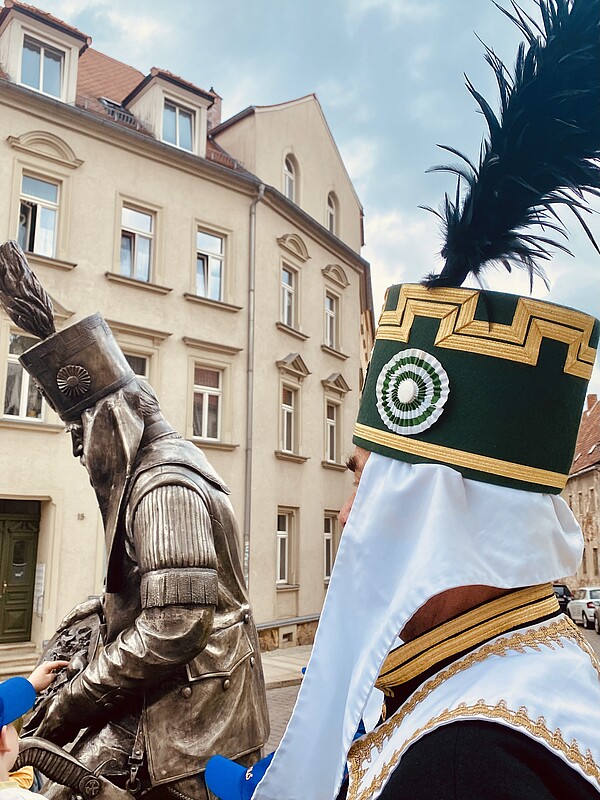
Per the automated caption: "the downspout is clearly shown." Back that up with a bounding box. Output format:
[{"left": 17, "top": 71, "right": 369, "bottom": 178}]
[{"left": 243, "top": 183, "right": 266, "bottom": 587}]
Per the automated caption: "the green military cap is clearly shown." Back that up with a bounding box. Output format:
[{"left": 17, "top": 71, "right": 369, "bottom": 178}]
[{"left": 354, "top": 284, "right": 599, "bottom": 494}]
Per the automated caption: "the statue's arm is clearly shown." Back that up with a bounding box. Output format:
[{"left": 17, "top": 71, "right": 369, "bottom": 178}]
[{"left": 36, "top": 484, "right": 218, "bottom": 744}]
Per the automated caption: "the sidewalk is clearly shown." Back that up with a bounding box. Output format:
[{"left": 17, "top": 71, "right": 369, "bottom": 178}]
[{"left": 261, "top": 644, "right": 312, "bottom": 688}]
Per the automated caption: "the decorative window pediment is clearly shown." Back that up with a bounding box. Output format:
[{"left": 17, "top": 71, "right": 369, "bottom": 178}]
[
  {"left": 277, "top": 233, "right": 310, "bottom": 263},
  {"left": 276, "top": 352, "right": 311, "bottom": 382},
  {"left": 8, "top": 131, "right": 83, "bottom": 169},
  {"left": 322, "top": 264, "right": 349, "bottom": 289},
  {"left": 322, "top": 372, "right": 350, "bottom": 395}
]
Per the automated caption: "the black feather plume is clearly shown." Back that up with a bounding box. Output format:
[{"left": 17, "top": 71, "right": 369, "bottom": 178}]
[
  {"left": 423, "top": 0, "right": 600, "bottom": 289},
  {"left": 0, "top": 241, "right": 56, "bottom": 338}
]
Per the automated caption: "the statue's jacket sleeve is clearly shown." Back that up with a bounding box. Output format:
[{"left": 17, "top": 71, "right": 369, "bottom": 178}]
[{"left": 78, "top": 439, "right": 269, "bottom": 785}]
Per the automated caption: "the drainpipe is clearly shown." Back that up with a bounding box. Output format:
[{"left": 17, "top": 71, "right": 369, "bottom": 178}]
[{"left": 243, "top": 183, "right": 266, "bottom": 587}]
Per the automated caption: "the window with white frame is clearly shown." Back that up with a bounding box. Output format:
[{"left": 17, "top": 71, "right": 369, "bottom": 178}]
[
  {"left": 120, "top": 206, "right": 154, "bottom": 282},
  {"left": 192, "top": 366, "right": 221, "bottom": 439},
  {"left": 21, "top": 35, "right": 63, "bottom": 98},
  {"left": 196, "top": 230, "right": 224, "bottom": 301},
  {"left": 281, "top": 266, "right": 296, "bottom": 328},
  {"left": 326, "top": 193, "right": 337, "bottom": 235},
  {"left": 324, "top": 514, "right": 338, "bottom": 580},
  {"left": 281, "top": 385, "right": 297, "bottom": 453},
  {"left": 123, "top": 353, "right": 148, "bottom": 381},
  {"left": 325, "top": 402, "right": 339, "bottom": 463},
  {"left": 277, "top": 510, "right": 293, "bottom": 584},
  {"left": 283, "top": 156, "right": 296, "bottom": 202},
  {"left": 19, "top": 175, "right": 59, "bottom": 258},
  {"left": 162, "top": 100, "right": 194, "bottom": 151},
  {"left": 3, "top": 333, "right": 44, "bottom": 420},
  {"left": 324, "top": 291, "right": 338, "bottom": 349}
]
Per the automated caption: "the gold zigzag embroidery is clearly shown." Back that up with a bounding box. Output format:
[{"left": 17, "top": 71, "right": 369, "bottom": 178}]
[
  {"left": 347, "top": 618, "right": 600, "bottom": 800},
  {"left": 377, "top": 286, "right": 596, "bottom": 379}
]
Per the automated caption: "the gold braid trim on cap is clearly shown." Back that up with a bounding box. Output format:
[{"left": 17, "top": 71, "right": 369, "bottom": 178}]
[
  {"left": 376, "top": 584, "right": 558, "bottom": 692},
  {"left": 377, "top": 286, "right": 596, "bottom": 379},
  {"left": 353, "top": 422, "right": 567, "bottom": 488},
  {"left": 347, "top": 618, "right": 600, "bottom": 800}
]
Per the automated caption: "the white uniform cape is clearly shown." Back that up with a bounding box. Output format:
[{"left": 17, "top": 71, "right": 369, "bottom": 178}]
[
  {"left": 347, "top": 616, "right": 600, "bottom": 799},
  {"left": 253, "top": 455, "right": 587, "bottom": 800}
]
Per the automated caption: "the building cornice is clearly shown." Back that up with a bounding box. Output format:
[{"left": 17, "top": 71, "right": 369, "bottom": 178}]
[{"left": 567, "top": 464, "right": 600, "bottom": 481}]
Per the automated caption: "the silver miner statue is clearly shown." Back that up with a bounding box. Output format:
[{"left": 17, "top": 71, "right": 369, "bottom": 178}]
[{"left": 0, "top": 241, "right": 269, "bottom": 799}]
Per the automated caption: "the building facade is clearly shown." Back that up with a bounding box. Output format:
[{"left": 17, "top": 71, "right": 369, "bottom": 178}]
[
  {"left": 563, "top": 394, "right": 600, "bottom": 588},
  {"left": 0, "top": 1, "right": 374, "bottom": 660}
]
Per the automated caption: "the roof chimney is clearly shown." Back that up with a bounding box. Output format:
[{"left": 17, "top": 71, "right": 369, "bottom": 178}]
[
  {"left": 587, "top": 394, "right": 598, "bottom": 412},
  {"left": 207, "top": 88, "right": 222, "bottom": 130}
]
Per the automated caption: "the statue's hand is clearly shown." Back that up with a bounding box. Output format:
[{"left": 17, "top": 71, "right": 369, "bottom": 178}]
[
  {"left": 33, "top": 684, "right": 82, "bottom": 747},
  {"left": 57, "top": 596, "right": 104, "bottom": 632}
]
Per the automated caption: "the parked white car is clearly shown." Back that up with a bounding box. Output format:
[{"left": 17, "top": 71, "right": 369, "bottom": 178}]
[{"left": 567, "top": 587, "right": 600, "bottom": 629}]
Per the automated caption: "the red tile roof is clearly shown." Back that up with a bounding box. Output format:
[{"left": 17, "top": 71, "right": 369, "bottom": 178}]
[
  {"left": 149, "top": 67, "right": 214, "bottom": 101},
  {"left": 571, "top": 395, "right": 600, "bottom": 474},
  {"left": 78, "top": 48, "right": 144, "bottom": 105},
  {"left": 1, "top": 1, "right": 90, "bottom": 44}
]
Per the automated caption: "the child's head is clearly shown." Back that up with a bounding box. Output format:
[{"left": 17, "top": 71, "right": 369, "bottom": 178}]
[{"left": 0, "top": 677, "right": 36, "bottom": 774}]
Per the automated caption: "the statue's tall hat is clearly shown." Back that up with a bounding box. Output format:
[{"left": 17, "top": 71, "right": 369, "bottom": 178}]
[{"left": 0, "top": 241, "right": 134, "bottom": 421}]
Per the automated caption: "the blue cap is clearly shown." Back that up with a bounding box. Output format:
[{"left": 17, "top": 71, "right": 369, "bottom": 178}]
[
  {"left": 0, "top": 677, "right": 36, "bottom": 728},
  {"left": 205, "top": 752, "right": 274, "bottom": 800}
]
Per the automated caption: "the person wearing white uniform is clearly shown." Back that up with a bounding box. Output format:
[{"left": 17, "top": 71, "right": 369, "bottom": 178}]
[{"left": 206, "top": 0, "right": 600, "bottom": 797}]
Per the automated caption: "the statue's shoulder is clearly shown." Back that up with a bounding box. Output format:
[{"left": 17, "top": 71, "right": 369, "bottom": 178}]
[{"left": 130, "top": 436, "right": 230, "bottom": 499}]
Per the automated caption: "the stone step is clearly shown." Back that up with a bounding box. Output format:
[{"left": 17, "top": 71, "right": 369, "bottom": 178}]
[
  {"left": 0, "top": 643, "right": 39, "bottom": 679},
  {"left": 0, "top": 656, "right": 38, "bottom": 680}
]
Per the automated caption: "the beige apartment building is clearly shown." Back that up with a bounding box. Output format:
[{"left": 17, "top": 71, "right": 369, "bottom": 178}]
[
  {"left": 0, "top": 1, "right": 374, "bottom": 664},
  {"left": 563, "top": 394, "right": 600, "bottom": 587}
]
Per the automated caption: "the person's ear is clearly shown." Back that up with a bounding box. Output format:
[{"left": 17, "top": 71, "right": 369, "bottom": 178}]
[{"left": 0, "top": 725, "right": 9, "bottom": 752}]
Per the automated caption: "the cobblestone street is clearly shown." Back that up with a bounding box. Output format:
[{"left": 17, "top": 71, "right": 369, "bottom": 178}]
[
  {"left": 264, "top": 624, "right": 600, "bottom": 752},
  {"left": 582, "top": 626, "right": 600, "bottom": 657},
  {"left": 266, "top": 685, "right": 300, "bottom": 752}
]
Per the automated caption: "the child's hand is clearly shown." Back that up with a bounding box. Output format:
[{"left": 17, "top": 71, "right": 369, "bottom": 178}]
[{"left": 28, "top": 660, "right": 69, "bottom": 692}]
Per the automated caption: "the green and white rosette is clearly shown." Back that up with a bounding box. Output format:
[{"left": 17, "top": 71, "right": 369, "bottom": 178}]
[{"left": 375, "top": 348, "right": 449, "bottom": 435}]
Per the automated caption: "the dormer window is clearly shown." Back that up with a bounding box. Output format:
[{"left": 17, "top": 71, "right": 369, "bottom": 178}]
[
  {"left": 284, "top": 156, "right": 297, "bottom": 202},
  {"left": 21, "top": 35, "right": 63, "bottom": 98},
  {"left": 163, "top": 100, "right": 194, "bottom": 151}
]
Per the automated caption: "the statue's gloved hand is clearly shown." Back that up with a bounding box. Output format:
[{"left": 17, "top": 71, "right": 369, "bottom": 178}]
[
  {"left": 58, "top": 596, "right": 104, "bottom": 632},
  {"left": 33, "top": 676, "right": 96, "bottom": 747}
]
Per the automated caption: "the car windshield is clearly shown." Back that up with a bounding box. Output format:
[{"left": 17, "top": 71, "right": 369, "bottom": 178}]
[
  {"left": 554, "top": 586, "right": 566, "bottom": 596},
  {"left": 590, "top": 590, "right": 600, "bottom": 600}
]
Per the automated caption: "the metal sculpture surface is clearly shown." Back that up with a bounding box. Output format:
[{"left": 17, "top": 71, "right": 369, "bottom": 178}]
[{"left": 0, "top": 241, "right": 269, "bottom": 799}]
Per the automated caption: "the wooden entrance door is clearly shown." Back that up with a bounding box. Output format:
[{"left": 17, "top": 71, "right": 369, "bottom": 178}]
[{"left": 0, "top": 518, "right": 39, "bottom": 643}]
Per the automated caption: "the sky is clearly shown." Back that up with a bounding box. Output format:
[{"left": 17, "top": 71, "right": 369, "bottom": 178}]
[{"left": 46, "top": 0, "right": 600, "bottom": 392}]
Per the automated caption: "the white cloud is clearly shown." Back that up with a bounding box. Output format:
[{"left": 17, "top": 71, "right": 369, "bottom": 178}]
[
  {"left": 48, "top": 0, "right": 109, "bottom": 17},
  {"left": 346, "top": 0, "right": 439, "bottom": 30},
  {"left": 362, "top": 208, "right": 441, "bottom": 313},
  {"left": 337, "top": 136, "right": 380, "bottom": 198},
  {"left": 47, "top": 2, "right": 172, "bottom": 64}
]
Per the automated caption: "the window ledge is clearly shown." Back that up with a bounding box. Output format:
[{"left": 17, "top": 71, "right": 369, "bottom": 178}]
[
  {"left": 0, "top": 418, "right": 63, "bottom": 434},
  {"left": 24, "top": 252, "right": 77, "bottom": 271},
  {"left": 321, "top": 344, "right": 349, "bottom": 361},
  {"left": 184, "top": 293, "right": 242, "bottom": 313},
  {"left": 275, "top": 450, "right": 309, "bottom": 464},
  {"left": 321, "top": 460, "right": 347, "bottom": 472},
  {"left": 189, "top": 439, "right": 239, "bottom": 451},
  {"left": 276, "top": 584, "right": 300, "bottom": 593},
  {"left": 105, "top": 272, "right": 172, "bottom": 294},
  {"left": 276, "top": 322, "right": 309, "bottom": 342}
]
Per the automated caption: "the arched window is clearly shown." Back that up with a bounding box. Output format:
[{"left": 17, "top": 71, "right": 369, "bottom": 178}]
[
  {"left": 284, "top": 156, "right": 296, "bottom": 202},
  {"left": 326, "top": 192, "right": 337, "bottom": 235}
]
